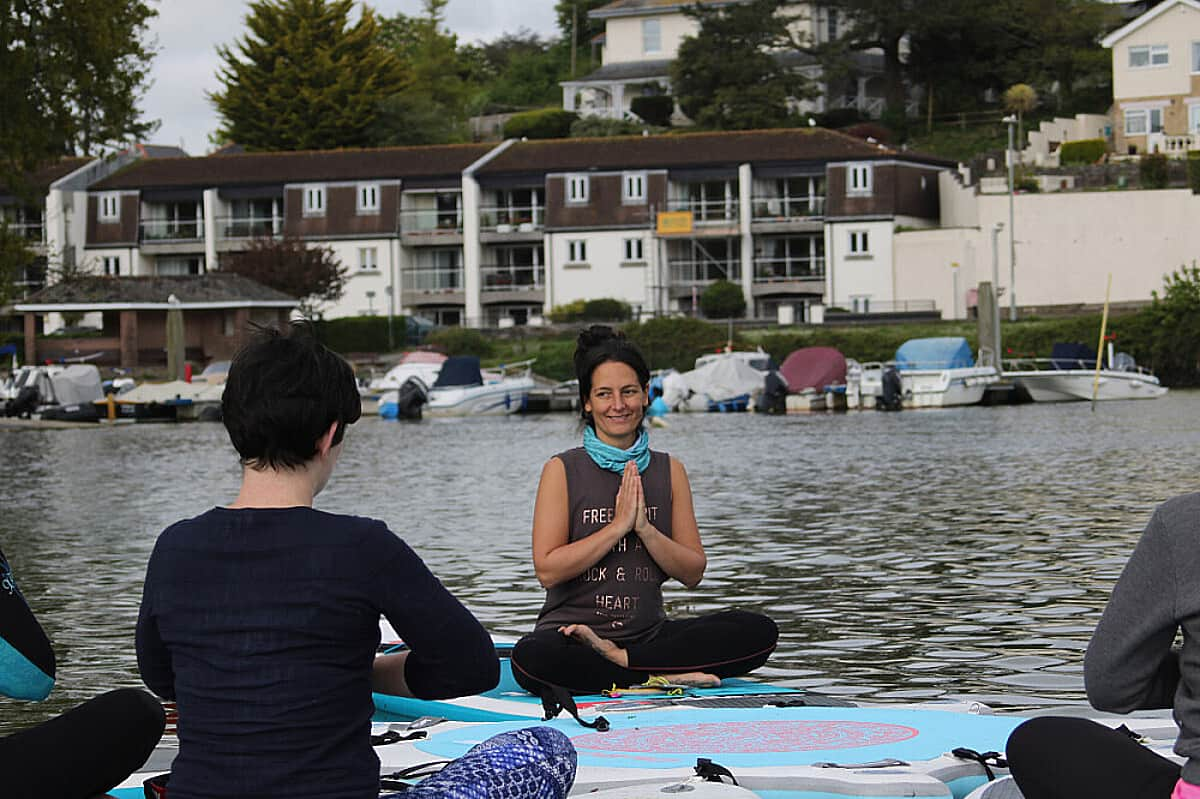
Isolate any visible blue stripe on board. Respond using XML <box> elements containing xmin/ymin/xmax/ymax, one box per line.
<box><xmin>0</xmin><ymin>637</ymin><xmax>53</xmax><ymax>701</ymax></box>
<box><xmin>373</xmin><ymin>656</ymin><xmax>799</xmax><ymax>721</ymax></box>
<box><xmin>754</xmin><ymin>792</ymin><xmax>950</xmax><ymax>799</ymax></box>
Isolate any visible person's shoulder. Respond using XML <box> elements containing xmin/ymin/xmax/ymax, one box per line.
<box><xmin>1154</xmin><ymin>493</ymin><xmax>1200</xmax><ymax>531</ymax></box>
<box><xmin>154</xmin><ymin>508</ymin><xmax>223</xmax><ymax>546</ymax></box>
<box><xmin>308</xmin><ymin>508</ymin><xmax>396</xmax><ymax>545</ymax></box>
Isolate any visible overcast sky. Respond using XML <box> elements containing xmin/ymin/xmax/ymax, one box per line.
<box><xmin>143</xmin><ymin>1</ymin><xmax>560</xmax><ymax>154</ymax></box>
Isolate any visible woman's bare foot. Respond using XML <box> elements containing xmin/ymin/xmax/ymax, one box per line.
<box><xmin>664</xmin><ymin>672</ymin><xmax>721</xmax><ymax>688</ymax></box>
<box><xmin>559</xmin><ymin>624</ymin><xmax>629</xmax><ymax>668</ymax></box>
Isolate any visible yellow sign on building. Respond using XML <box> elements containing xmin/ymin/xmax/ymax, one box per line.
<box><xmin>656</xmin><ymin>211</ymin><xmax>694</xmax><ymax>236</ymax></box>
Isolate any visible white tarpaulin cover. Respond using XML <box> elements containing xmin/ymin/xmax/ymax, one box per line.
<box><xmin>50</xmin><ymin>365</ymin><xmax>103</xmax><ymax>405</ymax></box>
<box><xmin>669</xmin><ymin>356</ymin><xmax>766</xmax><ymax>409</ymax></box>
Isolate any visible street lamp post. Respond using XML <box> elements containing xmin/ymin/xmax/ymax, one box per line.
<box><xmin>1003</xmin><ymin>114</ymin><xmax>1018</xmax><ymax>321</ymax></box>
<box><xmin>991</xmin><ymin>222</ymin><xmax>1005</xmax><ymax>371</ymax></box>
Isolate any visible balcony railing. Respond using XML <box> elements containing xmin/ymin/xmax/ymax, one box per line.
<box><xmin>668</xmin><ymin>259</ymin><xmax>741</xmax><ymax>286</ymax></box>
<box><xmin>2</xmin><ymin>221</ymin><xmax>46</xmax><ymax>242</ymax></box>
<box><xmin>140</xmin><ymin>219</ymin><xmax>203</xmax><ymax>241</ymax></box>
<box><xmin>400</xmin><ymin>209</ymin><xmax>463</xmax><ymax>235</ymax></box>
<box><xmin>406</xmin><ymin>267</ymin><xmax>463</xmax><ymax>292</ymax></box>
<box><xmin>751</xmin><ymin>195</ymin><xmax>825</xmax><ymax>220</ymax></box>
<box><xmin>219</xmin><ymin>215</ymin><xmax>282</xmax><ymax>239</ymax></box>
<box><xmin>480</xmin><ymin>264</ymin><xmax>545</xmax><ymax>291</ymax></box>
<box><xmin>479</xmin><ymin>206</ymin><xmax>544</xmax><ymax>233</ymax></box>
<box><xmin>666</xmin><ymin>198</ymin><xmax>739</xmax><ymax>223</ymax></box>
<box><xmin>754</xmin><ymin>257</ymin><xmax>825</xmax><ymax>282</ymax></box>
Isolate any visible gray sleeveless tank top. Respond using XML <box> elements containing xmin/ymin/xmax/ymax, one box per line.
<box><xmin>535</xmin><ymin>447</ymin><xmax>673</xmax><ymax>643</ymax></box>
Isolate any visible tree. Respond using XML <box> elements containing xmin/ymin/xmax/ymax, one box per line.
<box><xmin>220</xmin><ymin>237</ymin><xmax>347</xmax><ymax>315</ymax></box>
<box><xmin>700</xmin><ymin>280</ymin><xmax>746</xmax><ymax>319</ymax></box>
<box><xmin>672</xmin><ymin>0</ymin><xmax>816</xmax><ymax>130</ymax></box>
<box><xmin>554</xmin><ymin>0</ymin><xmax>609</xmax><ymax>77</ymax></box>
<box><xmin>373</xmin><ymin>1</ymin><xmax>473</xmax><ymax>145</ymax></box>
<box><xmin>0</xmin><ymin>0</ymin><xmax>157</xmax><ymax>192</ymax></box>
<box><xmin>1003</xmin><ymin>83</ymin><xmax>1037</xmax><ymax>147</ymax></box>
<box><xmin>211</xmin><ymin>0</ymin><xmax>405</xmax><ymax>151</ymax></box>
<box><xmin>0</xmin><ymin>226</ymin><xmax>39</xmax><ymax>309</ymax></box>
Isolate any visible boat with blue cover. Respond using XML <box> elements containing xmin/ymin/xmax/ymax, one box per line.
<box><xmin>855</xmin><ymin>338</ymin><xmax>1000</xmax><ymax>409</ymax></box>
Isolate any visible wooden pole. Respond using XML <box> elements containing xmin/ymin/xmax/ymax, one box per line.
<box><xmin>1091</xmin><ymin>273</ymin><xmax>1112</xmax><ymax>412</ymax></box>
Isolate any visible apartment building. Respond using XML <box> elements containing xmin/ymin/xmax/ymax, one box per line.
<box><xmin>1101</xmin><ymin>0</ymin><xmax>1200</xmax><ymax>155</ymax></box>
<box><xmin>9</xmin><ymin>129</ymin><xmax>946</xmax><ymax>329</ymax></box>
<box><xmin>477</xmin><ymin>129</ymin><xmax>950</xmax><ymax>323</ymax></box>
<box><xmin>561</xmin><ymin>0</ymin><xmax>890</xmax><ymax>123</ymax></box>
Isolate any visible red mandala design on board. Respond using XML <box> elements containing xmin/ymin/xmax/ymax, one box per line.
<box><xmin>573</xmin><ymin>720</ymin><xmax>919</xmax><ymax>754</ymax></box>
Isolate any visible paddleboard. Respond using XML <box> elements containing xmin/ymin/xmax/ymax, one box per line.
<box><xmin>106</xmin><ymin>704</ymin><xmax>1027</xmax><ymax>799</ymax></box>
<box><xmin>367</xmin><ymin>704</ymin><xmax>1027</xmax><ymax>798</ymax></box>
<box><xmin>373</xmin><ymin>624</ymin><xmax>839</xmax><ymax>723</ymax></box>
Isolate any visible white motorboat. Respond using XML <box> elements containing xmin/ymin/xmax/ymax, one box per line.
<box><xmin>659</xmin><ymin>347</ymin><xmax>777</xmax><ymax>412</ymax></box>
<box><xmin>378</xmin><ymin>356</ymin><xmax>535</xmax><ymax>418</ymax></box>
<box><xmin>366</xmin><ymin>351</ymin><xmax>447</xmax><ymax>417</ymax></box>
<box><xmin>854</xmin><ymin>337</ymin><xmax>1000</xmax><ymax>409</ymax></box>
<box><xmin>3</xmin><ymin>364</ymin><xmax>104</xmax><ymax>421</ymax></box>
<box><xmin>1006</xmin><ymin>343</ymin><xmax>1166</xmax><ymax>402</ymax></box>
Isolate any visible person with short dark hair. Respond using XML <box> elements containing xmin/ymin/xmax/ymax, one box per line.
<box><xmin>510</xmin><ymin>325</ymin><xmax>779</xmax><ymax>695</ymax></box>
<box><xmin>0</xmin><ymin>547</ymin><xmax>165</xmax><ymax>799</ymax></box>
<box><xmin>137</xmin><ymin>323</ymin><xmax>575</xmax><ymax>799</ymax></box>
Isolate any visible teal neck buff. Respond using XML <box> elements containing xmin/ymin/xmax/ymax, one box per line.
<box><xmin>583</xmin><ymin>425</ymin><xmax>650</xmax><ymax>474</ymax></box>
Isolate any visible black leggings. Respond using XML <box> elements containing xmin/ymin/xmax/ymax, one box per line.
<box><xmin>511</xmin><ymin>609</ymin><xmax>778</xmax><ymax>695</ymax></box>
<box><xmin>0</xmin><ymin>687</ymin><xmax>166</xmax><ymax>799</ymax></box>
<box><xmin>1007</xmin><ymin>716</ymin><xmax>1180</xmax><ymax>799</ymax></box>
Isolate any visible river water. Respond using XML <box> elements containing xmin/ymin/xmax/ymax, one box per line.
<box><xmin>2</xmin><ymin>393</ymin><xmax>1198</xmax><ymax>733</ymax></box>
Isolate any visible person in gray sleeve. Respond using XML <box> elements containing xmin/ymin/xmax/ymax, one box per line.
<box><xmin>1006</xmin><ymin>495</ymin><xmax>1198</xmax><ymax>799</ymax></box>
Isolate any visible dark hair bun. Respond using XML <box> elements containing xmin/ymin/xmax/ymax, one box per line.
<box><xmin>576</xmin><ymin>324</ymin><xmax>620</xmax><ymax>351</ymax></box>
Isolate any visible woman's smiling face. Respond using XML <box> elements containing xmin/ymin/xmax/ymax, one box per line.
<box><xmin>585</xmin><ymin>360</ymin><xmax>647</xmax><ymax>446</ymax></box>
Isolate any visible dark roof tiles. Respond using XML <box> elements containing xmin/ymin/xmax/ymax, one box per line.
<box><xmin>92</xmin><ymin>144</ymin><xmax>494</xmax><ymax>191</ymax></box>
<box><xmin>20</xmin><ymin>273</ymin><xmax>298</xmax><ymax>306</ymax></box>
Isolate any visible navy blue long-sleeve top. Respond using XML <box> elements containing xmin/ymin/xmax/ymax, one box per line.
<box><xmin>136</xmin><ymin>507</ymin><xmax>498</xmax><ymax>799</ymax></box>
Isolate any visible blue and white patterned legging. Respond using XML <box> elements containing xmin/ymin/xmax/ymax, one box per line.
<box><xmin>392</xmin><ymin>726</ymin><xmax>577</xmax><ymax>799</ymax></box>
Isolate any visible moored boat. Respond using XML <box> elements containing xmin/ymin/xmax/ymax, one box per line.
<box><xmin>855</xmin><ymin>337</ymin><xmax>1000</xmax><ymax>410</ymax></box>
<box><xmin>423</xmin><ymin>356</ymin><xmax>535</xmax><ymax>417</ymax></box>
<box><xmin>1006</xmin><ymin>343</ymin><xmax>1166</xmax><ymax>402</ymax></box>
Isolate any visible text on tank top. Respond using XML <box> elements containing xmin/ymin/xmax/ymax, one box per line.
<box><xmin>535</xmin><ymin>447</ymin><xmax>673</xmax><ymax>643</ymax></box>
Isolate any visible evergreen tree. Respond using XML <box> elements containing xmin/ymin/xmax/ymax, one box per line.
<box><xmin>0</xmin><ymin>0</ymin><xmax>157</xmax><ymax>190</ymax></box>
<box><xmin>672</xmin><ymin>0</ymin><xmax>816</xmax><ymax>130</ymax></box>
<box><xmin>211</xmin><ymin>0</ymin><xmax>405</xmax><ymax>151</ymax></box>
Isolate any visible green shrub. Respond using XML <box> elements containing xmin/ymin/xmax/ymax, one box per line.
<box><xmin>1140</xmin><ymin>152</ymin><xmax>1169</xmax><ymax>189</ymax></box>
<box><xmin>1059</xmin><ymin>138</ymin><xmax>1106</xmax><ymax>165</ymax></box>
<box><xmin>548</xmin><ymin>298</ymin><xmax>632</xmax><ymax>323</ymax></box>
<box><xmin>313</xmin><ymin>316</ymin><xmax>397</xmax><ymax>354</ymax></box>
<box><xmin>622</xmin><ymin>316</ymin><xmax>736</xmax><ymax>372</ymax></box>
<box><xmin>700</xmin><ymin>280</ymin><xmax>746</xmax><ymax>319</ymax></box>
<box><xmin>630</xmin><ymin>95</ymin><xmax>674</xmax><ymax>127</ymax></box>
<box><xmin>1014</xmin><ymin>175</ymin><xmax>1040</xmax><ymax>193</ymax></box>
<box><xmin>569</xmin><ymin>117</ymin><xmax>643</xmax><ymax>138</ymax></box>
<box><xmin>1188</xmin><ymin>151</ymin><xmax>1200</xmax><ymax>194</ymax></box>
<box><xmin>503</xmin><ymin>108</ymin><xmax>578</xmax><ymax>140</ymax></box>
<box><xmin>425</xmin><ymin>326</ymin><xmax>495</xmax><ymax>358</ymax></box>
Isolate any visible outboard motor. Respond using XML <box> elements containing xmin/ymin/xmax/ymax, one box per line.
<box><xmin>877</xmin><ymin>366</ymin><xmax>903</xmax><ymax>412</ymax></box>
<box><xmin>5</xmin><ymin>385</ymin><xmax>40</xmax><ymax>418</ymax></box>
<box><xmin>756</xmin><ymin>371</ymin><xmax>788</xmax><ymax>414</ymax></box>
<box><xmin>395</xmin><ymin>376</ymin><xmax>428</xmax><ymax>420</ymax></box>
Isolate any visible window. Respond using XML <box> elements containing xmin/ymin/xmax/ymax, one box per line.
<box><xmin>848</xmin><ymin>230</ymin><xmax>870</xmax><ymax>255</ymax></box>
<box><xmin>642</xmin><ymin>18</ymin><xmax>661</xmax><ymax>54</ymax></box>
<box><xmin>566</xmin><ymin>175</ymin><xmax>589</xmax><ymax>204</ymax></box>
<box><xmin>304</xmin><ymin>186</ymin><xmax>325</xmax><ymax>215</ymax></box>
<box><xmin>157</xmin><ymin>256</ymin><xmax>202</xmax><ymax>276</ymax></box>
<box><xmin>1129</xmin><ymin>44</ymin><xmax>1169</xmax><ymax>68</ymax></box>
<box><xmin>358</xmin><ymin>183</ymin><xmax>380</xmax><ymax>213</ymax></box>
<box><xmin>847</xmin><ymin>164</ymin><xmax>872</xmax><ymax>195</ymax></box>
<box><xmin>1193</xmin><ymin>42</ymin><xmax>1200</xmax><ymax>73</ymax></box>
<box><xmin>826</xmin><ymin>7</ymin><xmax>838</xmax><ymax>41</ymax></box>
<box><xmin>358</xmin><ymin>247</ymin><xmax>378</xmax><ymax>271</ymax></box>
<box><xmin>1124</xmin><ymin>108</ymin><xmax>1164</xmax><ymax>135</ymax></box>
<box><xmin>99</xmin><ymin>193</ymin><xmax>120</xmax><ymax>222</ymax></box>
<box><xmin>102</xmin><ymin>256</ymin><xmax>120</xmax><ymax>276</ymax></box>
<box><xmin>567</xmin><ymin>239</ymin><xmax>588</xmax><ymax>264</ymax></box>
<box><xmin>852</xmin><ymin>296</ymin><xmax>871</xmax><ymax>313</ymax></box>
<box><xmin>623</xmin><ymin>172</ymin><xmax>647</xmax><ymax>203</ymax></box>
<box><xmin>1191</xmin><ymin>104</ymin><xmax>1200</xmax><ymax>134</ymax></box>
<box><xmin>623</xmin><ymin>238</ymin><xmax>644</xmax><ymax>262</ymax></box>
